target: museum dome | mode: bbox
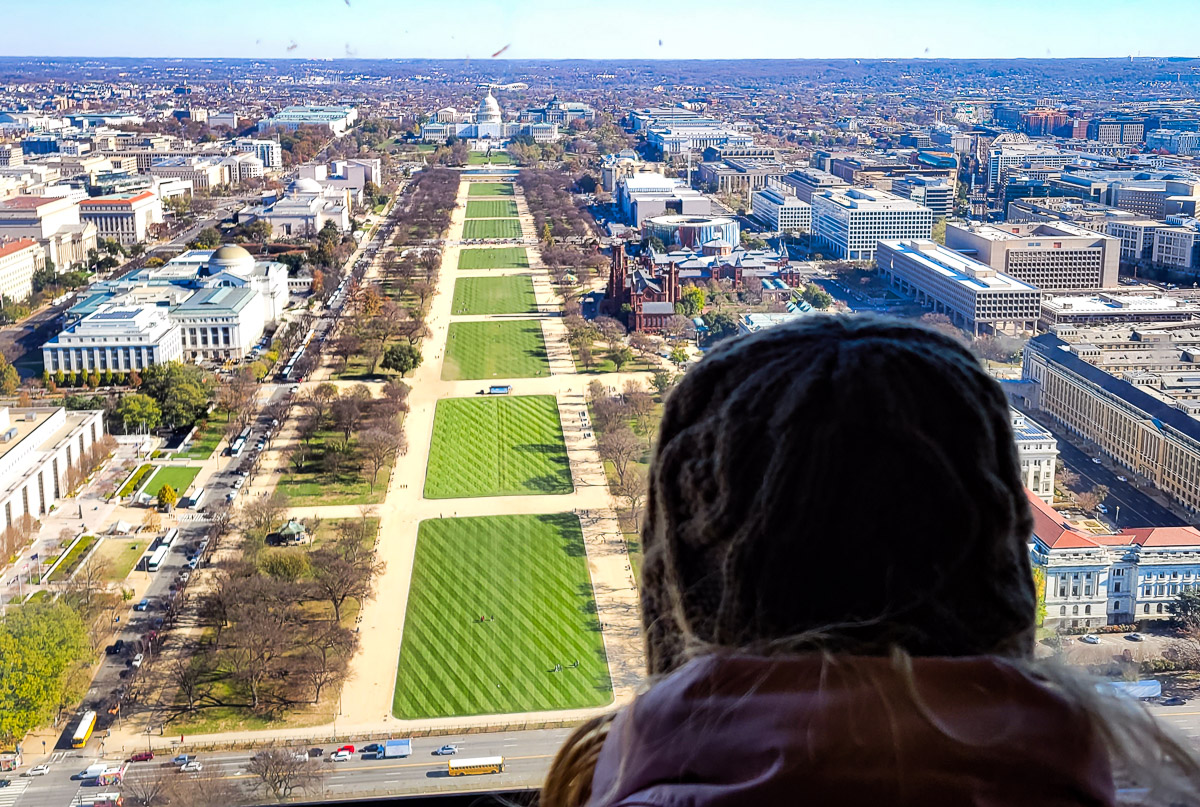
[207,243,255,276]
[292,177,324,194]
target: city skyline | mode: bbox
[4,0,1200,61]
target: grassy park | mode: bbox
[465,200,519,218]
[467,152,513,165]
[442,320,550,380]
[458,247,529,270]
[97,536,155,582]
[424,396,572,498]
[468,183,514,196]
[142,465,201,499]
[393,514,610,718]
[46,535,99,582]
[277,427,396,506]
[463,219,523,239]
[181,412,228,459]
[451,275,537,316]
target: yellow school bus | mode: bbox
[447,756,505,776]
[72,710,97,748]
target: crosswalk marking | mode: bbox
[0,778,30,807]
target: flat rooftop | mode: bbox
[882,240,1038,293]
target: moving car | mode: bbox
[27,765,49,776]
[134,598,150,611]
[1126,633,1144,642]
[1096,504,1108,515]
[432,744,460,756]
[130,653,144,668]
[0,778,10,787]
[307,748,323,758]
[181,760,202,773]
[337,745,355,754]
[1092,457,1102,464]
[1163,697,1189,706]
[1117,475,1128,482]
[172,755,193,766]
[362,743,381,754]
[1081,634,1101,644]
[329,750,350,762]
[129,752,154,762]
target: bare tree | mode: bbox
[241,491,289,536]
[172,763,247,807]
[246,747,328,801]
[359,425,404,491]
[123,767,177,807]
[598,425,642,484]
[613,466,648,531]
[300,383,339,430]
[310,538,385,624]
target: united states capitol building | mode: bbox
[419,91,569,145]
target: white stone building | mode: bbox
[751,186,812,232]
[0,406,106,531]
[78,191,162,246]
[1011,409,1058,503]
[42,304,182,374]
[811,188,933,262]
[234,138,283,169]
[0,238,44,302]
[0,195,96,269]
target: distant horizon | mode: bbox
[4,0,1200,62]
[3,55,1200,64]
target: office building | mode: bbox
[0,406,106,532]
[238,177,350,238]
[1005,198,1135,233]
[234,138,283,169]
[0,239,42,302]
[42,304,182,374]
[1023,331,1200,516]
[149,155,228,189]
[209,112,240,130]
[258,105,358,135]
[1011,409,1058,503]
[1106,219,1168,263]
[778,168,849,204]
[78,191,162,245]
[810,188,933,262]
[0,196,97,268]
[751,186,811,232]
[945,221,1120,290]
[1039,289,1200,328]
[599,149,645,192]
[0,145,23,167]
[1152,223,1200,271]
[1147,129,1200,157]
[297,159,381,201]
[987,136,1074,190]
[890,175,953,219]
[1087,117,1146,145]
[173,286,268,362]
[876,240,1041,334]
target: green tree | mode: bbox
[931,219,947,245]
[800,283,834,310]
[1170,588,1200,630]
[140,362,214,428]
[651,370,675,395]
[381,344,422,376]
[702,312,739,347]
[610,346,634,371]
[0,354,17,395]
[116,393,162,433]
[157,483,178,508]
[669,346,689,367]
[244,219,273,243]
[0,602,87,743]
[1031,564,1047,628]
[676,286,706,317]
[189,227,222,249]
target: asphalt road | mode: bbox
[12,728,569,806]
[1040,420,1187,529]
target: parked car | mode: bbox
[178,571,191,583]
[112,639,126,654]
[181,761,202,773]
[1092,457,1103,464]
[105,643,120,655]
[329,750,350,762]
[1126,633,1145,642]
[432,744,459,756]
[26,765,49,777]
[1163,697,1189,706]
[1096,504,1109,515]
[128,752,154,763]
[336,745,355,754]
[0,778,11,787]
[134,598,150,612]
[307,748,323,758]
[292,751,309,762]
[1081,634,1101,644]
[1117,475,1128,482]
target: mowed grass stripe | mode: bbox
[394,514,611,718]
[451,275,537,315]
[457,247,529,270]
[442,320,550,380]
[463,219,523,239]
[468,182,514,197]
[424,396,572,498]
[466,199,519,218]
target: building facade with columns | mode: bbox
[42,304,181,375]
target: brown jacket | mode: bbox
[590,653,1114,806]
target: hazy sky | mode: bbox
[5,0,1198,61]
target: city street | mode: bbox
[10,727,568,806]
[1042,419,1188,529]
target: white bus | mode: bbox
[188,488,206,509]
[447,756,505,776]
[161,527,179,548]
[146,545,169,572]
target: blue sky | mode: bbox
[4,0,1197,60]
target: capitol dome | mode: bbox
[292,177,324,194]
[476,91,502,125]
[207,243,255,276]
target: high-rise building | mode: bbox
[750,186,811,232]
[890,175,953,219]
[945,221,1120,290]
[810,188,933,261]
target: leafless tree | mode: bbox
[598,425,642,484]
[246,747,328,801]
[613,466,649,531]
[310,537,385,624]
[359,425,404,491]
[240,491,289,536]
[123,767,178,807]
